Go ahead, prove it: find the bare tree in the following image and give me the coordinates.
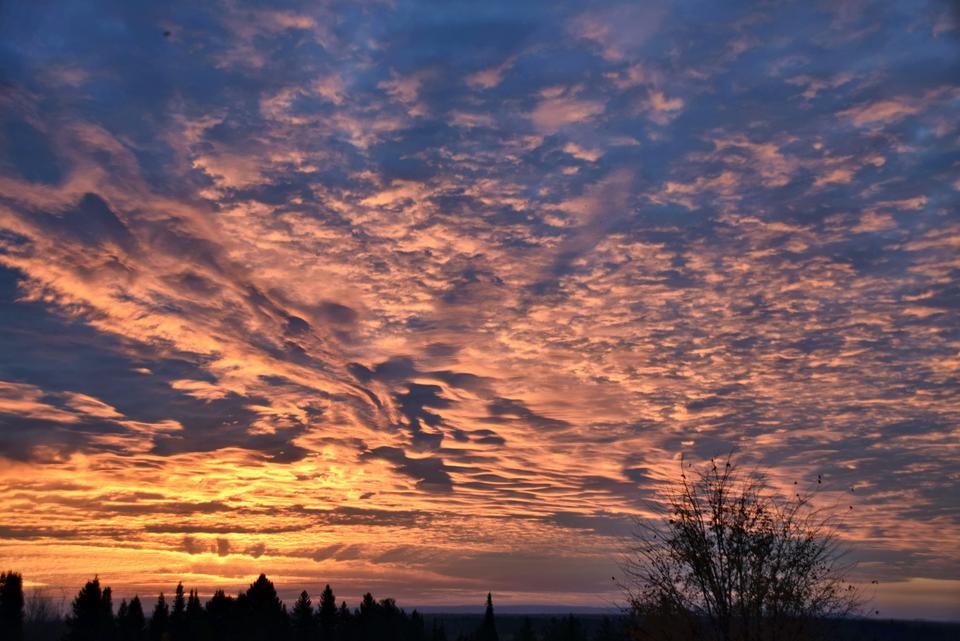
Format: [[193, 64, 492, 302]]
[[622, 456, 860, 641]]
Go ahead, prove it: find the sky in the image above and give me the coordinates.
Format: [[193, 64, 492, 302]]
[[0, 0, 958, 622]]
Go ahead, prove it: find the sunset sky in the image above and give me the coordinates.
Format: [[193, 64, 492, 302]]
[[1, 0, 958, 621]]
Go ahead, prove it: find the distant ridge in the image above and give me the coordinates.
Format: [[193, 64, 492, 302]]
[[412, 605, 621, 615]]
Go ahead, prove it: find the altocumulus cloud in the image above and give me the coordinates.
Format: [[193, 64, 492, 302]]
[[0, 0, 958, 620]]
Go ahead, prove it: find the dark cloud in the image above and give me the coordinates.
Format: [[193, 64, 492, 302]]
[[485, 398, 569, 432], [362, 446, 453, 491]]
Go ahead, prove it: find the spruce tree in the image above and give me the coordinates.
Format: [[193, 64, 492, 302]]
[[64, 576, 115, 641], [292, 591, 316, 641], [317, 585, 338, 639], [118, 596, 146, 641], [148, 593, 169, 641], [185, 589, 204, 641], [477, 593, 498, 641], [205, 589, 235, 636], [337, 601, 351, 625], [101, 587, 116, 641], [0, 570, 25, 641], [170, 583, 186, 640], [243, 574, 289, 640]]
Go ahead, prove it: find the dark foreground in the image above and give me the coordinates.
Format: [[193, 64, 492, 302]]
[[422, 614, 960, 641], [19, 613, 960, 641]]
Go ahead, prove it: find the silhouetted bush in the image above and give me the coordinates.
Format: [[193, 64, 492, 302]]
[[622, 456, 861, 641]]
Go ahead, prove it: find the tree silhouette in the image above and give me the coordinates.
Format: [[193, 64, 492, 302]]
[[291, 591, 317, 641], [239, 573, 288, 641], [117, 596, 146, 641], [337, 600, 352, 639], [205, 589, 237, 641], [476, 593, 498, 641], [316, 585, 337, 640], [170, 583, 186, 641], [0, 570, 25, 641], [622, 456, 860, 641], [184, 589, 205, 641], [64, 577, 115, 641], [148, 593, 169, 641]]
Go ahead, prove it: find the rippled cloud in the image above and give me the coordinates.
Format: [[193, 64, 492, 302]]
[[0, 0, 958, 620]]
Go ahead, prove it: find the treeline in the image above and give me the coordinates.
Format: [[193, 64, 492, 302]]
[[0, 571, 627, 641]]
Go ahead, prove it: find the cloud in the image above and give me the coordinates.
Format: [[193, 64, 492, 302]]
[[839, 88, 957, 127], [638, 90, 685, 125], [562, 143, 602, 162], [0, 0, 957, 616], [569, 4, 666, 61], [466, 56, 517, 90], [362, 446, 453, 491], [530, 94, 605, 133]]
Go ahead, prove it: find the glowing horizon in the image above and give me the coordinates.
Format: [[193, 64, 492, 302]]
[[1, 0, 958, 622]]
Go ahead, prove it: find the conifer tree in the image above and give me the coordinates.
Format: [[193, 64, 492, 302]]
[[0, 570, 25, 641], [185, 589, 204, 641], [337, 601, 351, 627], [118, 596, 146, 641], [170, 583, 186, 640], [148, 593, 169, 641], [205, 589, 236, 641], [317, 585, 338, 640], [64, 576, 116, 641], [477, 593, 498, 641], [242, 574, 289, 640], [292, 591, 317, 641]]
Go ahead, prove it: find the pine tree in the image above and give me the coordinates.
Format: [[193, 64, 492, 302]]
[[357, 593, 379, 641], [0, 570, 25, 641], [101, 587, 116, 641], [170, 583, 186, 641], [291, 591, 316, 641], [148, 593, 169, 641], [185, 589, 204, 641], [205, 589, 236, 640], [243, 574, 289, 640], [475, 593, 498, 641], [317, 585, 338, 640], [64, 576, 115, 641], [118, 596, 146, 641], [337, 601, 351, 627]]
